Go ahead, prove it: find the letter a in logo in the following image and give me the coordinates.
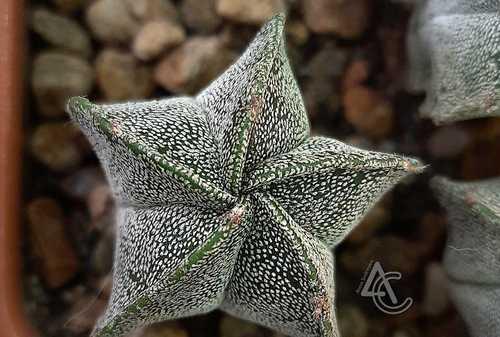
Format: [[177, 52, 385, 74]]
[[358, 261, 413, 315]]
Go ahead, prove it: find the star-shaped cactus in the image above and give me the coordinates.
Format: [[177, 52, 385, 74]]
[[67, 14, 423, 337], [432, 177, 500, 337], [407, 0, 500, 123]]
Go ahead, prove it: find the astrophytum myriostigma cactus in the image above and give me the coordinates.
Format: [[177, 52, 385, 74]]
[[432, 177, 500, 337], [67, 14, 423, 337], [407, 0, 500, 123]]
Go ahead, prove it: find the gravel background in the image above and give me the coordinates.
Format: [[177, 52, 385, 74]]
[[23, 0, 500, 336]]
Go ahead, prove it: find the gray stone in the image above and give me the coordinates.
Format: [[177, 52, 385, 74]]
[[86, 0, 140, 44], [32, 51, 94, 117], [31, 8, 92, 57]]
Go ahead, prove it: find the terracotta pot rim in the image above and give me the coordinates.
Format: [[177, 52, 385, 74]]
[[0, 1, 37, 336]]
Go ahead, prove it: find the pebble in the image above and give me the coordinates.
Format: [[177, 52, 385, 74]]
[[421, 263, 450, 316], [96, 49, 154, 101], [343, 85, 394, 139], [155, 36, 236, 94], [338, 305, 368, 337], [31, 8, 92, 58], [86, 0, 140, 44], [31, 122, 88, 171], [32, 51, 94, 117], [133, 20, 186, 61], [27, 198, 80, 288], [216, 0, 286, 25], [181, 0, 221, 34], [220, 314, 262, 337], [427, 125, 470, 159], [303, 0, 371, 39], [125, 0, 178, 22]]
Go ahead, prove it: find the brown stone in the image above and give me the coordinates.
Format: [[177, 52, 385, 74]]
[[303, 0, 371, 39], [133, 20, 186, 61], [342, 59, 370, 92], [86, 184, 113, 221], [343, 85, 394, 139], [216, 0, 286, 25], [286, 20, 310, 46], [31, 122, 88, 171], [181, 0, 221, 33], [27, 198, 79, 288], [96, 49, 154, 101], [155, 36, 236, 94]]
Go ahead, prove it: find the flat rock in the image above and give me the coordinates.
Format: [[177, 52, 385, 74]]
[[216, 0, 286, 25], [32, 51, 94, 117], [133, 19, 186, 61], [96, 49, 154, 101]]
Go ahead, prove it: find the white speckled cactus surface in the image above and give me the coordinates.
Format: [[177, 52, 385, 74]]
[[432, 177, 500, 337], [407, 0, 500, 123], [67, 15, 423, 337]]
